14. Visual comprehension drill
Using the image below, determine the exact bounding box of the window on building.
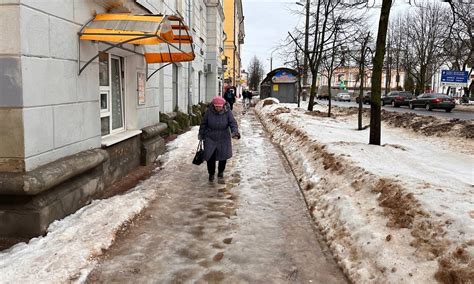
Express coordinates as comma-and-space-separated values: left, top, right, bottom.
99, 52, 125, 137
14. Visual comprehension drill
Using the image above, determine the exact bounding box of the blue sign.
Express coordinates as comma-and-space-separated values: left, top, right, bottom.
441, 70, 468, 85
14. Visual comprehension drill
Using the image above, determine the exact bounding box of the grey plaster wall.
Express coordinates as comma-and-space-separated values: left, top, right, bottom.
0, 57, 23, 107
0, 3, 25, 172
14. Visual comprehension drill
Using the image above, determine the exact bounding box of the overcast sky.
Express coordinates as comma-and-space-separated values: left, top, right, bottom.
241, 0, 414, 74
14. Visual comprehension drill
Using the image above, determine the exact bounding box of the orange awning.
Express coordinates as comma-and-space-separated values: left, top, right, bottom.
78, 13, 195, 66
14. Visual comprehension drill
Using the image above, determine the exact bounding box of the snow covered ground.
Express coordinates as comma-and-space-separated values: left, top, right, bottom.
1, 100, 471, 283
256, 99, 473, 283
0, 130, 199, 283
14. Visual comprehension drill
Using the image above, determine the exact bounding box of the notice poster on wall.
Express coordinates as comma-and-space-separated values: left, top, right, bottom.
137, 72, 146, 105
273, 84, 279, 92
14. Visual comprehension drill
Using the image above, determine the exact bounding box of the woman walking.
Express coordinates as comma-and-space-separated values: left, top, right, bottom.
198, 96, 240, 182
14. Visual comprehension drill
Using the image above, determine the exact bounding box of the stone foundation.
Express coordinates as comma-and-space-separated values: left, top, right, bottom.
141, 123, 167, 165
0, 149, 108, 238
0, 120, 174, 239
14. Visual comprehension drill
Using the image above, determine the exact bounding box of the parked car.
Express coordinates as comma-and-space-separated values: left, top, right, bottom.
409, 93, 455, 112
356, 92, 371, 104
381, 91, 414, 107
334, 93, 351, 102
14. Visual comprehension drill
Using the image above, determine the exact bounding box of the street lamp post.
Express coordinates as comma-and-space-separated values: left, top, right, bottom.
296, 0, 310, 101
270, 48, 278, 71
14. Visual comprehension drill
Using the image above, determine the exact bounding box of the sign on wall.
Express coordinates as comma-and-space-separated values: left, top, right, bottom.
272, 71, 297, 84
137, 72, 146, 105
273, 84, 279, 92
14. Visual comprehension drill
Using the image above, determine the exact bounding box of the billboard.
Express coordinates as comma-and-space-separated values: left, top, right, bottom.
272, 71, 297, 83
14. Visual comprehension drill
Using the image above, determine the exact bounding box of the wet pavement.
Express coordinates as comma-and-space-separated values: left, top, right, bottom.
319, 100, 474, 120
87, 108, 347, 283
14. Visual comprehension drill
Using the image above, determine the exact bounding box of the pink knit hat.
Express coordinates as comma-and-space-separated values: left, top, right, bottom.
212, 96, 226, 107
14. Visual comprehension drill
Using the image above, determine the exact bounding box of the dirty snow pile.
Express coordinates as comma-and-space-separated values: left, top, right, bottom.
0, 129, 199, 283
256, 98, 473, 283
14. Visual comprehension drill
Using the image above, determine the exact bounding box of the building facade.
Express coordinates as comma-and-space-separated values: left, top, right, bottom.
223, 0, 244, 95
0, 0, 227, 238
204, 0, 226, 101
319, 66, 407, 92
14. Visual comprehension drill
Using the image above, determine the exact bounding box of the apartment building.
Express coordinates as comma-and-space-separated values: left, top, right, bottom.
223, 0, 244, 95
0, 0, 226, 238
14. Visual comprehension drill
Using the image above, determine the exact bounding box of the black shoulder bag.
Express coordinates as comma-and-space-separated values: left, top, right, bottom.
192, 141, 205, 165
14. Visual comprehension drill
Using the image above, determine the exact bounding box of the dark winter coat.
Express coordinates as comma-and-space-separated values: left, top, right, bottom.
198, 104, 239, 161
224, 90, 236, 104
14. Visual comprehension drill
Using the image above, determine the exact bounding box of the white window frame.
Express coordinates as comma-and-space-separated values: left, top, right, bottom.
99, 53, 126, 137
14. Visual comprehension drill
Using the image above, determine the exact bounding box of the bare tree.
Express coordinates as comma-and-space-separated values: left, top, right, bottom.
369, 0, 392, 145
355, 31, 373, 130
320, 32, 342, 118
442, 1, 473, 97
399, 1, 450, 95
248, 56, 265, 91
320, 15, 359, 117
367, 0, 466, 145
388, 15, 405, 91
289, 0, 364, 111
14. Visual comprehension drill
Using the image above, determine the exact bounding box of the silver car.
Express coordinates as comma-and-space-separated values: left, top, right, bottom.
335, 93, 351, 102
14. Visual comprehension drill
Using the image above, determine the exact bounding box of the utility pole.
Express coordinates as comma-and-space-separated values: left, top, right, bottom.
302, 0, 310, 101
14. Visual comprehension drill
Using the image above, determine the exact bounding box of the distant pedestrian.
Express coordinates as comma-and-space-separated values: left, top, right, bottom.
224, 88, 236, 110
242, 90, 253, 110
247, 90, 253, 105
198, 96, 240, 182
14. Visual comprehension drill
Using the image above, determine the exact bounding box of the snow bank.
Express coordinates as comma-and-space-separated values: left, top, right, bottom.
0, 128, 199, 283
255, 99, 474, 283
0, 190, 155, 284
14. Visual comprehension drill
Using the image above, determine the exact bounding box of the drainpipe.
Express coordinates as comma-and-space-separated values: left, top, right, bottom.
187, 0, 192, 113
233, 1, 236, 89
238, 15, 244, 95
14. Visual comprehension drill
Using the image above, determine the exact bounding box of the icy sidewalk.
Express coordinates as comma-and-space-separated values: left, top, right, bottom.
0, 109, 348, 283
0, 130, 199, 283
256, 99, 473, 283
85, 109, 347, 283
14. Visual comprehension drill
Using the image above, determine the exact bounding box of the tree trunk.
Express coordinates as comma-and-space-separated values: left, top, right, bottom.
358, 58, 365, 130
328, 77, 332, 117
370, 0, 392, 146
358, 65, 364, 130
308, 72, 318, 111
469, 81, 474, 98
418, 65, 427, 94
359, 33, 369, 130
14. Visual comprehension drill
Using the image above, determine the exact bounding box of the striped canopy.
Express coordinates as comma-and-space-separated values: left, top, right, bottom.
79, 13, 195, 64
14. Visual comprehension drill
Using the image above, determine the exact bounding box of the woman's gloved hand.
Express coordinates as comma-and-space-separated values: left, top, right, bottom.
232, 133, 241, 140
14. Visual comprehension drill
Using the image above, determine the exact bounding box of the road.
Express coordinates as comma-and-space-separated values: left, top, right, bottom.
86, 108, 348, 283
318, 100, 474, 120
